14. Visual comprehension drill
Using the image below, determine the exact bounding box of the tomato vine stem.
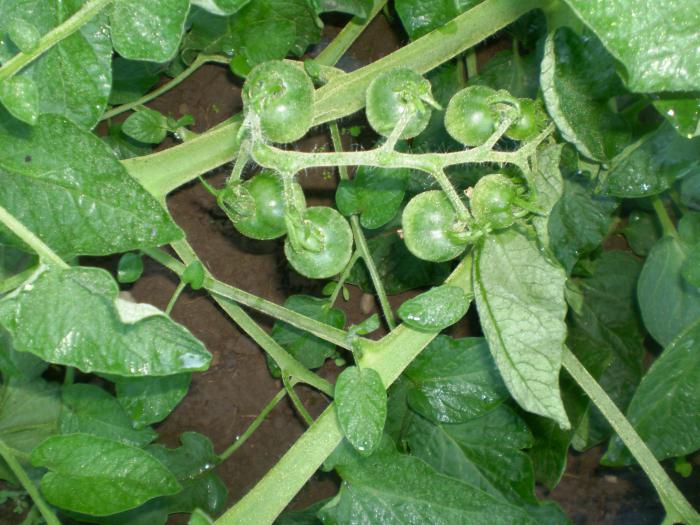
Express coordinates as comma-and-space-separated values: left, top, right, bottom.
0, 205, 67, 269
0, 0, 114, 83
561, 348, 700, 525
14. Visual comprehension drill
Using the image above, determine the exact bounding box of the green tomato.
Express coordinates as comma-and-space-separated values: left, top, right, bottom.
284, 207, 353, 279
231, 172, 305, 240
505, 98, 544, 141
242, 60, 314, 144
444, 85, 498, 147
402, 191, 468, 263
470, 174, 518, 230
365, 68, 437, 140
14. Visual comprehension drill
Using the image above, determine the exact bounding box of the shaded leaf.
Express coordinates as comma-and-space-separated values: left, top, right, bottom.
60, 383, 157, 446
269, 295, 345, 376
599, 123, 700, 198
109, 57, 163, 105
114, 374, 192, 428
404, 336, 508, 423
395, 0, 483, 40
623, 211, 661, 257
470, 50, 539, 99
312, 0, 372, 17
637, 237, 700, 346
0, 266, 211, 377
319, 439, 536, 524
605, 319, 700, 465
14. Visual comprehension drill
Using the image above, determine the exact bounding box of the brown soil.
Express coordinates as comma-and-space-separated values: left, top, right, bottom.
2, 12, 699, 525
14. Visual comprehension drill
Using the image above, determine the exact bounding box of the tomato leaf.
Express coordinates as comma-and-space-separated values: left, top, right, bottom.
637, 237, 700, 347
404, 405, 539, 506
0, 114, 182, 257
653, 95, 700, 139
109, 58, 163, 105
312, 0, 372, 18
541, 27, 631, 162
0, 0, 112, 129
548, 177, 617, 273
528, 143, 564, 248
113, 374, 192, 429
474, 229, 570, 429
0, 76, 39, 125
335, 366, 387, 456
623, 211, 662, 258
31, 434, 181, 516
111, 0, 189, 62
0, 378, 61, 459
404, 336, 508, 423
599, 123, 700, 198
604, 319, 700, 465
397, 285, 470, 332
562, 0, 700, 92
0, 267, 211, 377
123, 108, 169, 144
319, 439, 537, 524
395, 0, 483, 40
59, 383, 157, 447
191, 0, 251, 15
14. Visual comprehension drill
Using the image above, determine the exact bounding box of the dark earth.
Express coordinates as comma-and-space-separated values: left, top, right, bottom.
2, 12, 699, 525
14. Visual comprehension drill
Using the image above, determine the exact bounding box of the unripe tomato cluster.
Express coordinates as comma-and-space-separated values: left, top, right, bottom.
228, 61, 546, 276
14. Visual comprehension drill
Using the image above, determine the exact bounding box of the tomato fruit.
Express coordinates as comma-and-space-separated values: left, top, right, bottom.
402, 190, 468, 262
505, 98, 544, 141
444, 85, 498, 147
469, 174, 519, 230
229, 171, 306, 240
242, 60, 315, 144
284, 207, 353, 279
365, 68, 438, 140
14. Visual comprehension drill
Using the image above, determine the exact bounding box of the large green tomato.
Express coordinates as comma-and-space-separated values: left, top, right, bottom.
284, 207, 353, 279
242, 60, 314, 144
365, 68, 437, 140
402, 190, 468, 262
232, 171, 305, 240
444, 85, 498, 147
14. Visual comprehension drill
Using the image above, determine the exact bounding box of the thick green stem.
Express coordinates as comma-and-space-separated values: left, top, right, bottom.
100, 54, 230, 121
561, 348, 700, 525
121, 0, 544, 198
0, 0, 113, 82
0, 440, 61, 525
215, 256, 473, 525
0, 206, 67, 269
219, 388, 288, 462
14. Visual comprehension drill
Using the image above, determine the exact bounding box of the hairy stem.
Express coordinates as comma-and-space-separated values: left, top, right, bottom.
562, 348, 699, 524
219, 388, 288, 462
0, 206, 67, 269
329, 250, 360, 306
0, 440, 61, 525
0, 0, 113, 82
100, 54, 230, 121
165, 281, 186, 315
122, 0, 544, 197
282, 373, 313, 426
329, 123, 396, 329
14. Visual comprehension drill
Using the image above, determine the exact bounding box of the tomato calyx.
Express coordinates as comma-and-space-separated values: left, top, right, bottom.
468, 173, 541, 231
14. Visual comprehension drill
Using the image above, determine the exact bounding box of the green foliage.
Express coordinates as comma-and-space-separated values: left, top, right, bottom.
335, 366, 387, 455
397, 284, 469, 331
31, 434, 181, 515
122, 108, 169, 144
0, 267, 211, 376
0, 114, 182, 257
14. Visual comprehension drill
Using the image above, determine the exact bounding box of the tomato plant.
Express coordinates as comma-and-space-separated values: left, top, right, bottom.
0, 1, 699, 525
